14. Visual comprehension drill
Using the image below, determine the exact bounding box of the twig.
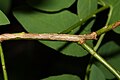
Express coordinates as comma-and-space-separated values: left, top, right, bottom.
0, 21, 119, 43
0, 32, 97, 44
0, 21, 119, 80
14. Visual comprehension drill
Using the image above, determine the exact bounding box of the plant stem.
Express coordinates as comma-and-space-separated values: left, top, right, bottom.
84, 34, 105, 80
93, 34, 105, 51
0, 32, 97, 43
0, 44, 8, 80
80, 43, 120, 80
60, 5, 109, 34
96, 22, 115, 36
0, 20, 119, 43
96, 20, 120, 36
0, 22, 119, 80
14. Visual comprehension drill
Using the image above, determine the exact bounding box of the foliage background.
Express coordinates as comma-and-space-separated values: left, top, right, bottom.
0, 0, 120, 80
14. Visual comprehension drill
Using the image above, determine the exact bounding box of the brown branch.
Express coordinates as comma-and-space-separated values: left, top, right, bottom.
0, 21, 119, 44
112, 20, 120, 29
0, 32, 97, 44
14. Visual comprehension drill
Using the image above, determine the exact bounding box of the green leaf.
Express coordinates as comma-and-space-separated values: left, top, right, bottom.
77, 0, 97, 19
42, 74, 80, 80
97, 41, 120, 79
13, 7, 90, 57
89, 64, 105, 80
27, 0, 75, 12
0, 0, 11, 13
102, 0, 120, 34
0, 10, 10, 26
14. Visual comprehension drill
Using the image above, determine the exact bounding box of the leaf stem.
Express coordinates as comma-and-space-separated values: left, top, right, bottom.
60, 5, 109, 34
0, 43, 8, 80
80, 43, 120, 80
96, 21, 120, 36
93, 34, 105, 51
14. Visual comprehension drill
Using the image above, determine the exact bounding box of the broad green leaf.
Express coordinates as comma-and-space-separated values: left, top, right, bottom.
0, 10, 10, 25
42, 74, 80, 80
0, 0, 11, 13
89, 64, 105, 80
102, 0, 120, 34
97, 41, 120, 79
27, 0, 75, 12
77, 0, 97, 19
13, 7, 89, 57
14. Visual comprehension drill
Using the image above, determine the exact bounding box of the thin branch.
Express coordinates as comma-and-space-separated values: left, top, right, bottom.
0, 32, 97, 43
0, 21, 119, 80
0, 21, 119, 44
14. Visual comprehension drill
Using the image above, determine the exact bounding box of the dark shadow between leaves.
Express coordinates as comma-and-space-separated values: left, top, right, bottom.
1, 40, 90, 80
